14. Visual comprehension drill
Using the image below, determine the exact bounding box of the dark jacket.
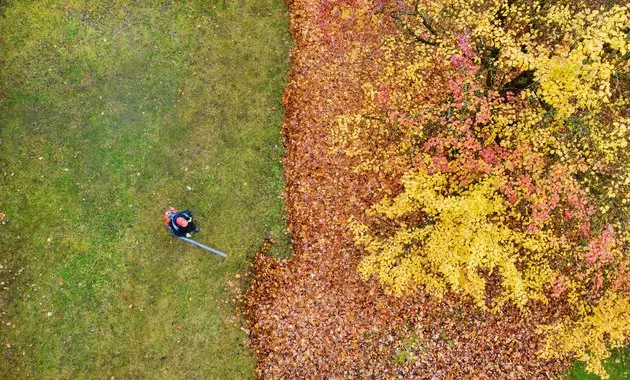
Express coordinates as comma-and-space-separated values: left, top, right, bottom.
167, 210, 197, 237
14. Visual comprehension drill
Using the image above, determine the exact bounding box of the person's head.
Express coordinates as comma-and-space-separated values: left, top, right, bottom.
175, 216, 188, 227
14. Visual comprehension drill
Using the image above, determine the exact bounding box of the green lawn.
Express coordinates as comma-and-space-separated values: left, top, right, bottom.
566, 349, 629, 380
0, 0, 290, 377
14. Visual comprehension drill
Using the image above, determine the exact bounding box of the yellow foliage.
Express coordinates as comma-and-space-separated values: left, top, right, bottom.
473, 3, 628, 119
353, 172, 560, 311
538, 291, 630, 379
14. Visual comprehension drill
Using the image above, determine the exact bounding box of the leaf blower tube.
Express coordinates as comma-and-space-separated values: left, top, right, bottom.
177, 236, 227, 258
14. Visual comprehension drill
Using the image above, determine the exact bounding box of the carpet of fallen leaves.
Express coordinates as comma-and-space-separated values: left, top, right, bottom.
246, 0, 569, 377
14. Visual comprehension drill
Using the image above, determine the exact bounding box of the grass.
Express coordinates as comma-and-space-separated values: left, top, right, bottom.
0, 0, 291, 377
565, 348, 630, 380
565, 349, 629, 380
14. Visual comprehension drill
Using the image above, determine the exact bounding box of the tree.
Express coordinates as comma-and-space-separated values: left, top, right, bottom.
334, 1, 629, 377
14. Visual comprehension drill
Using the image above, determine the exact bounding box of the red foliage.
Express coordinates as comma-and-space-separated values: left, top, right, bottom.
585, 225, 616, 268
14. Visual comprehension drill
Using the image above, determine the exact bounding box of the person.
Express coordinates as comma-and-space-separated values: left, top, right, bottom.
163, 207, 200, 238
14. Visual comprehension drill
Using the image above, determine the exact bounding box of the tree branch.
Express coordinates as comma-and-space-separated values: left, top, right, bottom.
499, 70, 536, 96
390, 10, 439, 47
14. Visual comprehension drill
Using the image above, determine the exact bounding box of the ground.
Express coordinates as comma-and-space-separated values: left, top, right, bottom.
0, 0, 290, 378
1, 0, 627, 379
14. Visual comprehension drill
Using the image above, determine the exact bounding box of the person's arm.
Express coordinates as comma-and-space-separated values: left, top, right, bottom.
181, 209, 193, 221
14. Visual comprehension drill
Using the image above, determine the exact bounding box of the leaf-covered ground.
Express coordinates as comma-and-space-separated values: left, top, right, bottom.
0, 0, 290, 377
246, 1, 625, 378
